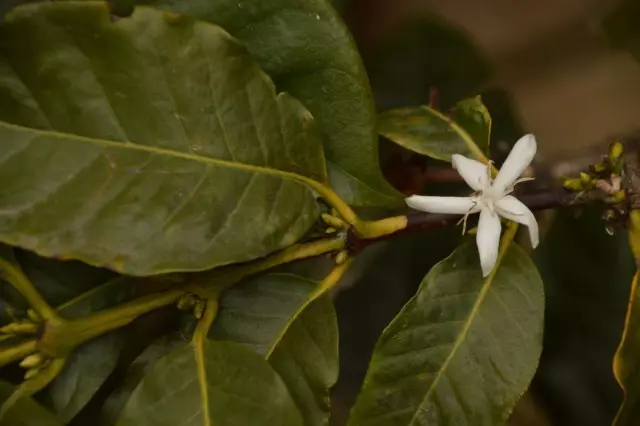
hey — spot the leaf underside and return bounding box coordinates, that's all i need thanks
[0,3,326,275]
[348,241,544,426]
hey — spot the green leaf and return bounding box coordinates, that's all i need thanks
[614,271,640,426]
[268,296,338,426]
[348,240,544,425]
[46,277,137,423]
[0,2,325,275]
[449,96,492,155]
[110,0,402,207]
[0,381,63,426]
[210,273,321,356]
[210,273,339,426]
[116,340,303,426]
[378,99,490,163]
[99,332,188,426]
[16,249,116,307]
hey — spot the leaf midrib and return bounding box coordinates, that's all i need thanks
[408,226,517,425]
[0,120,322,189]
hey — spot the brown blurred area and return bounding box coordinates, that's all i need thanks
[346,0,640,164]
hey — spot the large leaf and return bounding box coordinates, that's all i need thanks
[0,2,325,275]
[378,98,490,163]
[210,273,339,426]
[46,277,137,423]
[99,332,188,426]
[117,340,303,426]
[210,273,321,356]
[110,0,401,207]
[269,296,338,426]
[0,380,63,426]
[613,271,640,425]
[348,241,544,425]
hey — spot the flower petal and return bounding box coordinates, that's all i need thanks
[476,208,501,277]
[405,196,480,214]
[492,134,537,194]
[496,195,539,248]
[452,154,489,191]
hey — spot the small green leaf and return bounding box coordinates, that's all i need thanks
[116,340,303,426]
[108,0,402,207]
[449,96,492,155]
[378,99,490,163]
[613,271,640,426]
[0,380,63,426]
[47,277,137,423]
[210,273,339,426]
[0,2,325,275]
[348,241,544,425]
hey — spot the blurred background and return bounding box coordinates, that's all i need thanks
[328,0,640,425]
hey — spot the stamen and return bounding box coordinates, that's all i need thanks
[504,177,536,196]
[456,200,478,235]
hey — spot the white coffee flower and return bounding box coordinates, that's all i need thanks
[406,134,539,277]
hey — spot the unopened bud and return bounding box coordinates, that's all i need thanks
[24,367,40,380]
[563,178,583,191]
[335,251,348,265]
[27,309,41,323]
[591,162,608,173]
[177,295,197,311]
[20,353,44,369]
[193,301,205,319]
[609,190,626,204]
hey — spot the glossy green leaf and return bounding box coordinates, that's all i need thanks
[47,277,137,423]
[449,96,492,155]
[0,2,325,275]
[0,381,63,426]
[108,0,402,207]
[378,98,491,162]
[99,333,188,426]
[117,340,303,426]
[348,241,544,425]
[210,273,339,426]
[613,270,640,426]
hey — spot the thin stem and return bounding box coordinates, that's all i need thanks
[188,237,345,295]
[358,187,592,248]
[0,257,61,324]
[194,300,218,343]
[38,289,184,357]
[0,340,36,368]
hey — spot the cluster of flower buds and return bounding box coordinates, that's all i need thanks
[176,294,206,319]
[321,211,349,265]
[562,140,627,235]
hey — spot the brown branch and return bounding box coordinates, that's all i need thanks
[357,187,601,249]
